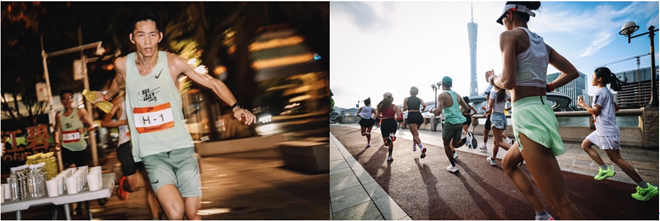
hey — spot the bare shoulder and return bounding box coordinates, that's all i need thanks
[114,56,128,72]
[166,52,187,67]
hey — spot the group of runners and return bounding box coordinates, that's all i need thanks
[51,8,256,220]
[355,1,657,220]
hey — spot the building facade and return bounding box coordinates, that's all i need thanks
[547,72,588,109]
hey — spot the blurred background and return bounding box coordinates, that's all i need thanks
[1,2,329,176]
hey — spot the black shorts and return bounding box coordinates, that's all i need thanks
[380,118,398,137]
[117,142,144,176]
[463,115,472,126]
[62,147,86,168]
[359,118,376,128]
[485,115,492,129]
[406,112,424,125]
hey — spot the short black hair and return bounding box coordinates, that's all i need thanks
[127,8,163,33]
[59,89,74,98]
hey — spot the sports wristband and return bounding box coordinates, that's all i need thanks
[489,76,496,86]
[547,82,554,92]
[231,102,242,110]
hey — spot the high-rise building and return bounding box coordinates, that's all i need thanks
[547,72,588,109]
[467,3,478,97]
[613,65,658,107]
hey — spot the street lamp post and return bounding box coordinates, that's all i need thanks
[619,22,659,107]
[430,81,441,131]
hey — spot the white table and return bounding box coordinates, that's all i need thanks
[1,173,115,220]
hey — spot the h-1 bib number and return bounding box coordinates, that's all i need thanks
[62,130,81,143]
[133,102,175,133]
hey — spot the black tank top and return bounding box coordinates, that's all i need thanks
[407,96,421,111]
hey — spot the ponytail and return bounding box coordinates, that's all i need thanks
[595,67,627,92]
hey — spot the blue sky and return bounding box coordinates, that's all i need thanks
[330,1,659,109]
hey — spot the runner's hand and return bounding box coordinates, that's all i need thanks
[92,91,106,104]
[233,108,256,125]
[54,143,61,152]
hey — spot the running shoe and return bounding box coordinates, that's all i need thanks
[388,133,396,142]
[505,137,512,145]
[420,147,427,159]
[479,143,487,151]
[413,143,417,151]
[453,151,458,159]
[487,157,496,166]
[631,184,659,201]
[446,164,459,173]
[117,176,130,201]
[594,166,616,180]
[387,155,393,161]
[366,144,371,148]
[535,213,555,220]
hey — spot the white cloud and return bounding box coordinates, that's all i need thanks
[579,31,614,57]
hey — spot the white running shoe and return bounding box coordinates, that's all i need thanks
[446,164,459,173]
[387,156,393,162]
[479,143,487,151]
[487,157,496,166]
[505,137,511,145]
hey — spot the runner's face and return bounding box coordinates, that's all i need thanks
[61,93,74,108]
[130,20,162,57]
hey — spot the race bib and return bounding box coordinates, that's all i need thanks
[62,130,81,143]
[133,102,175,133]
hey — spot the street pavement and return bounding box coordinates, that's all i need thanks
[2,135,329,220]
[330,124,659,220]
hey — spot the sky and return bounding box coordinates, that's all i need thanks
[330,1,660,109]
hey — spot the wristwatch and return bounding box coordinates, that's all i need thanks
[231,102,242,110]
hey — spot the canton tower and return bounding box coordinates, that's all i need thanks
[467,3,478,96]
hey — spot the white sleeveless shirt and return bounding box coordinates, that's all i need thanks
[358,106,373,119]
[515,27,549,88]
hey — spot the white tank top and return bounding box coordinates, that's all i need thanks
[358,106,373,119]
[515,27,549,88]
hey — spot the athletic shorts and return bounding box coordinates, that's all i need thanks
[359,118,375,128]
[407,112,424,125]
[484,115,492,129]
[462,115,472,126]
[62,148,86,168]
[442,122,464,141]
[380,118,397,138]
[586,131,620,150]
[142,147,202,197]
[512,96,565,156]
[117,142,144,176]
[491,112,508,130]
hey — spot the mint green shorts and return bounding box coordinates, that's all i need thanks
[142,147,202,197]
[511,96,566,156]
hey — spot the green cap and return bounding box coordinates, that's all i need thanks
[442,76,452,87]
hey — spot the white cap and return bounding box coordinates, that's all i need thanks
[383,92,393,98]
[496,3,536,25]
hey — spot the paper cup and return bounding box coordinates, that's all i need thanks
[46,179,59,197]
[86,173,102,191]
[90,166,102,173]
[65,176,79,194]
[56,176,65,195]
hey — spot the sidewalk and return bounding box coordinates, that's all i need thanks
[330,124,658,220]
[330,132,411,220]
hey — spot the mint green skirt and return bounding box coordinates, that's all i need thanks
[511,96,566,156]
